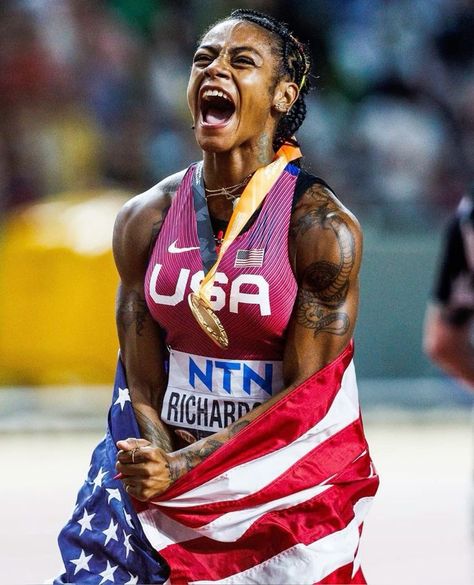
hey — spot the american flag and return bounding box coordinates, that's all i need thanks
[56,342,378,584]
[234,248,265,267]
[139,342,379,584]
[54,360,169,584]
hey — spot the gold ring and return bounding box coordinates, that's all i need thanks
[131,447,140,464]
[125,484,130,494]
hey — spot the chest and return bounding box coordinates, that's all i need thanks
[144,166,299,359]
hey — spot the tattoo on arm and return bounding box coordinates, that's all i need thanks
[167,439,222,482]
[117,290,150,336]
[168,419,251,481]
[228,419,250,437]
[296,287,350,336]
[135,409,173,452]
[292,186,356,337]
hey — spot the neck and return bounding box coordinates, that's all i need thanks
[202,135,275,191]
[202,134,275,222]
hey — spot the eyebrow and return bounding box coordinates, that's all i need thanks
[197,44,263,59]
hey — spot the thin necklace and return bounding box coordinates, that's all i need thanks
[204,171,254,201]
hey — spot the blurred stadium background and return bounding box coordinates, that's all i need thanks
[0,0,472,583]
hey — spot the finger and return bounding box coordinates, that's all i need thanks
[116,438,151,452]
[124,481,149,502]
[117,446,142,465]
[115,460,154,478]
[117,445,155,464]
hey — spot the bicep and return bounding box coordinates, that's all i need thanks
[283,204,361,385]
[283,279,359,385]
[113,200,169,408]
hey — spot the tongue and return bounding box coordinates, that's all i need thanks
[205,107,231,125]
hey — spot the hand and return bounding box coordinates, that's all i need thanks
[116,437,175,501]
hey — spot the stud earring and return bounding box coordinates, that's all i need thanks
[275,103,287,113]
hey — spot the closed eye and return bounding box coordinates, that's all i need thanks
[233,56,255,66]
[193,53,213,65]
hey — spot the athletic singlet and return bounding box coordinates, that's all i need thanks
[144,163,299,441]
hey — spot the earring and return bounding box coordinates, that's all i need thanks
[275,103,287,113]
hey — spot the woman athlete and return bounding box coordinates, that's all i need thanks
[115,9,362,499]
[56,9,377,585]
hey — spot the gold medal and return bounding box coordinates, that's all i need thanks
[188,292,229,349]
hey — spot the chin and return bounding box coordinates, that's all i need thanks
[196,132,235,154]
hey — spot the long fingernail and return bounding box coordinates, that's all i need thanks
[113,473,123,480]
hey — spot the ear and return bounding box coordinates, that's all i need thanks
[272,80,299,114]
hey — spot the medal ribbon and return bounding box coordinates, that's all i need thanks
[191,161,218,273]
[197,143,301,305]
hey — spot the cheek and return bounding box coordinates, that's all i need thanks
[241,73,274,113]
[241,89,272,125]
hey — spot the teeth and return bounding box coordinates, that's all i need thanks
[202,89,231,102]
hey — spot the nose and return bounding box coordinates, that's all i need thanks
[204,56,231,80]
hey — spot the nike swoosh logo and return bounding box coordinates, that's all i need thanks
[168,239,200,254]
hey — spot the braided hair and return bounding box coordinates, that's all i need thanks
[218,9,312,152]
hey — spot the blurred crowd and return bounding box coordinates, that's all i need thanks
[0,0,473,228]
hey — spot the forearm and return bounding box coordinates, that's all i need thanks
[131,397,175,451]
[167,420,249,481]
[120,356,175,451]
[116,285,176,450]
[167,380,299,481]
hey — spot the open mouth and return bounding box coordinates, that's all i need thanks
[200,88,236,127]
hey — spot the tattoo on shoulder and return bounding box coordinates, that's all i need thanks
[117,290,150,336]
[290,184,337,239]
[292,185,356,337]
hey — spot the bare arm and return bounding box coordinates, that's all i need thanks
[116,182,362,499]
[423,303,474,390]
[113,173,184,450]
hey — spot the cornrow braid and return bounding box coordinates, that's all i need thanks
[225,9,312,152]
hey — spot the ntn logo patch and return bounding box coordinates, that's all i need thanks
[167,350,283,399]
[190,358,273,395]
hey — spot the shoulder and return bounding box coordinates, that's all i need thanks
[113,168,188,281]
[114,169,187,238]
[290,178,362,281]
[291,176,361,240]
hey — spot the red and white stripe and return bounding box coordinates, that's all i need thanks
[136,343,379,584]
